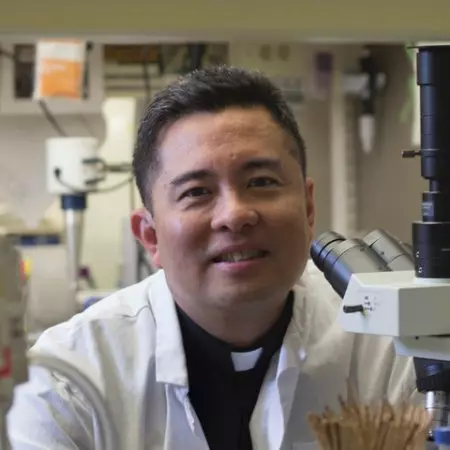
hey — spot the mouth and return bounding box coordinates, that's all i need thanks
[212,250,269,263]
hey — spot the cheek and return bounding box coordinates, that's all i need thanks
[270,204,311,278]
[266,202,310,248]
[268,198,307,229]
[157,214,207,263]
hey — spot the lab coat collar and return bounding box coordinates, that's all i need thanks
[249,272,315,450]
[147,265,332,389]
[250,264,352,450]
[147,270,189,387]
[277,265,330,377]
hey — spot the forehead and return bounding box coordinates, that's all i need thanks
[157,107,296,174]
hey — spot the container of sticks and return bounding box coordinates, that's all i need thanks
[308,397,432,450]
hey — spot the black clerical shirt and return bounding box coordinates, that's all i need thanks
[176,293,294,450]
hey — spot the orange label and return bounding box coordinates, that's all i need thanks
[39,58,83,99]
[35,40,86,100]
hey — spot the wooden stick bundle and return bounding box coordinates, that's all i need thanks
[308,397,432,450]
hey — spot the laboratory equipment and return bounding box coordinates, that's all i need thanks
[342,45,387,153]
[46,137,100,299]
[434,427,450,449]
[0,236,28,450]
[0,235,119,450]
[46,136,132,304]
[311,44,450,443]
[9,230,73,335]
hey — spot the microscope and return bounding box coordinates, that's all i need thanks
[311,44,450,445]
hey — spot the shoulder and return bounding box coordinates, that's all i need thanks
[295,260,343,315]
[294,260,417,404]
[292,260,343,338]
[8,273,171,448]
[31,271,168,377]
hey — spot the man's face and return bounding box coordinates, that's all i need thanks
[133,107,315,311]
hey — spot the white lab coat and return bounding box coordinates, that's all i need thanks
[7,261,418,450]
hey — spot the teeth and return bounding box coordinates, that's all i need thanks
[219,251,264,262]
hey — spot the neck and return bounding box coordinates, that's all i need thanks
[175,295,290,348]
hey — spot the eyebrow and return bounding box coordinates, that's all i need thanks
[241,157,282,173]
[169,157,282,188]
[169,169,212,188]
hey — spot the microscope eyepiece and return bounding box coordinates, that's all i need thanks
[310,231,346,272]
[362,229,414,271]
[311,231,389,298]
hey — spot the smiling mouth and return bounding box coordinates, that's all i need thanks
[212,250,269,263]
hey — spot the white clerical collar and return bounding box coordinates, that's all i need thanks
[231,348,263,372]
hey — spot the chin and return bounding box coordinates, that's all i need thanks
[214,284,286,308]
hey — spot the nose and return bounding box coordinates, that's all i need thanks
[211,191,259,233]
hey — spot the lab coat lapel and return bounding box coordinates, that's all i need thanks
[250,323,305,450]
[146,271,210,450]
[250,267,354,450]
[284,323,353,447]
[147,270,188,386]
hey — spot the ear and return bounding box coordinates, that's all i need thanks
[130,208,162,268]
[305,177,315,241]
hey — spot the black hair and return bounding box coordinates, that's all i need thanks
[133,65,307,207]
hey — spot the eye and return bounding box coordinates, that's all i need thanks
[179,186,211,200]
[248,177,279,188]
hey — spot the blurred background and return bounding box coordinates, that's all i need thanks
[0,0,449,337]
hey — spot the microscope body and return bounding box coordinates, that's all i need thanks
[340,270,450,362]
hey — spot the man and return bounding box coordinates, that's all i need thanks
[7,66,417,449]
